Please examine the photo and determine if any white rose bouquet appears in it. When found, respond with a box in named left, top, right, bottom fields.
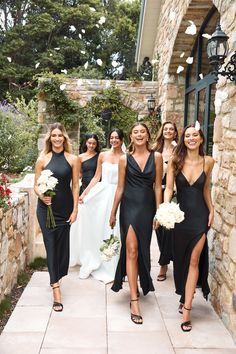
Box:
left=155, top=202, right=184, bottom=229
left=37, top=169, right=58, bottom=228
left=100, top=229, right=120, bottom=262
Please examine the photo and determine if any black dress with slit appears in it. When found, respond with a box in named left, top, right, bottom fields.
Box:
left=156, top=161, right=173, bottom=266
left=37, top=151, right=73, bottom=284
left=174, top=165, right=210, bottom=303
left=111, top=152, right=156, bottom=296
left=80, top=154, right=98, bottom=194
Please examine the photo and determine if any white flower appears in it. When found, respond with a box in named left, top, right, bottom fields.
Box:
left=176, top=65, right=184, bottom=74
left=100, top=234, right=120, bottom=262
left=155, top=202, right=184, bottom=229
left=37, top=170, right=58, bottom=194
left=185, top=20, right=197, bottom=35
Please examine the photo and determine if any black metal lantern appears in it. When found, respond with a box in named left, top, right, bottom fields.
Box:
left=207, top=22, right=236, bottom=84
left=147, top=94, right=156, bottom=113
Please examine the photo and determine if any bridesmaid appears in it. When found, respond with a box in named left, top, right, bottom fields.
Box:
left=79, top=133, right=100, bottom=194
left=164, top=124, right=214, bottom=331
left=110, top=122, right=163, bottom=324
left=153, top=121, right=178, bottom=281
left=34, top=122, right=79, bottom=312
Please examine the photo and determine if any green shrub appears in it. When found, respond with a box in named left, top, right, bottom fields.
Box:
left=29, top=257, right=47, bottom=270
left=0, top=296, right=11, bottom=318
left=17, top=272, right=31, bottom=286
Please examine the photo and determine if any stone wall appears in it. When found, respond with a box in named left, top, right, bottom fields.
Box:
left=152, top=0, right=236, bottom=342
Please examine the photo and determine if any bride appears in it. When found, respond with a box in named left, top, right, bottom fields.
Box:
left=70, top=128, right=124, bottom=283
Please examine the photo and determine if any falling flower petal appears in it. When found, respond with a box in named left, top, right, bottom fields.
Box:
left=105, top=81, right=111, bottom=88
left=84, top=61, right=88, bottom=69
left=81, top=29, right=85, bottom=33
left=89, top=7, right=96, bottom=12
left=169, top=11, right=176, bottom=21
left=69, top=25, right=76, bottom=32
left=35, top=62, right=40, bottom=68
left=98, top=16, right=106, bottom=25
left=194, top=120, right=200, bottom=131
left=80, top=50, right=86, bottom=54
left=61, top=69, right=67, bottom=74
left=176, top=65, right=184, bottom=74
left=60, top=84, right=66, bottom=90
left=97, top=59, right=103, bottom=66
left=111, top=60, right=118, bottom=68
left=171, top=140, right=177, bottom=147
left=202, top=33, right=211, bottom=39
left=79, top=33, right=82, bottom=39
left=151, top=59, right=159, bottom=64
left=64, top=36, right=67, bottom=39
left=77, top=79, right=83, bottom=86
left=7, top=57, right=12, bottom=62
left=8, top=135, right=12, bottom=140
left=49, top=53, right=53, bottom=56
left=54, top=47, right=60, bottom=50
left=199, top=73, right=204, bottom=80
left=186, top=57, right=193, bottom=64
left=185, top=20, right=197, bottom=35
left=180, top=52, right=185, bottom=58
left=95, top=24, right=99, bottom=28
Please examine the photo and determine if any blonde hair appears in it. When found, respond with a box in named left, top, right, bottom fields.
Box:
left=41, top=122, right=72, bottom=156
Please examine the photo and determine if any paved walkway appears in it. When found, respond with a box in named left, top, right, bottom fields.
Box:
left=0, top=237, right=236, bottom=354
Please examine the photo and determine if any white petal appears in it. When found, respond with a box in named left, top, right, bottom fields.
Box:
left=60, top=84, right=66, bottom=91
left=79, top=33, right=82, bottom=39
left=96, top=24, right=99, bottom=28
left=176, top=65, right=184, bottom=74
left=7, top=57, right=12, bottom=62
left=180, top=52, right=185, bottom=58
left=199, top=73, right=204, bottom=80
left=98, top=16, right=106, bottom=25
left=97, top=58, right=103, bottom=66
left=202, top=33, right=211, bottom=39
left=61, top=69, right=67, bottom=74
left=111, top=60, right=118, bottom=67
left=194, top=120, right=200, bottom=131
left=185, top=20, right=197, bottom=35
left=80, top=50, right=86, bottom=54
left=169, top=11, right=176, bottom=21
left=49, top=53, right=53, bottom=56
left=89, top=7, right=96, bottom=11
left=35, top=62, right=40, bottom=68
left=151, top=59, right=159, bottom=64
left=171, top=140, right=177, bottom=147
left=77, top=79, right=83, bottom=86
left=81, top=29, right=85, bottom=33
left=54, top=47, right=60, bottom=50
left=105, top=81, right=111, bottom=88
left=69, top=25, right=76, bottom=32
left=64, top=36, right=67, bottom=39
left=186, top=56, right=193, bottom=64
left=84, top=61, right=88, bottom=69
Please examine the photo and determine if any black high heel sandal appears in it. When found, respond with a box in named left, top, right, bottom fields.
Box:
left=181, top=306, right=192, bottom=332
left=51, top=285, right=63, bottom=312
left=130, top=299, right=143, bottom=325
left=178, top=303, right=184, bottom=314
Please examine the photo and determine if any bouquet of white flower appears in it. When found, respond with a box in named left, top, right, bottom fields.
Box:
left=155, top=202, right=184, bottom=229
left=37, top=169, right=58, bottom=228
left=100, top=230, right=120, bottom=262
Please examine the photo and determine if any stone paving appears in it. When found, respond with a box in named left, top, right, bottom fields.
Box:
left=0, top=236, right=236, bottom=354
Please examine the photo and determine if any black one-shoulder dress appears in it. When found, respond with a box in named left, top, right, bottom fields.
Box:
left=80, top=154, right=98, bottom=194
left=174, top=166, right=210, bottom=303
left=37, top=151, right=73, bottom=284
left=111, top=152, right=156, bottom=295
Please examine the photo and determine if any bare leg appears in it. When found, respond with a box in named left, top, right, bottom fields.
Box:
left=182, top=234, right=206, bottom=330
left=126, top=225, right=141, bottom=319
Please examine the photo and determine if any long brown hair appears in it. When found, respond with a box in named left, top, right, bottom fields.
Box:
left=153, top=121, right=178, bottom=152
left=41, top=122, right=72, bottom=156
left=128, top=122, right=152, bottom=154
left=172, top=124, right=205, bottom=175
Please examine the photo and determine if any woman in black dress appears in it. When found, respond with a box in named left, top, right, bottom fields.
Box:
left=153, top=121, right=178, bottom=281
left=164, top=124, right=214, bottom=331
left=109, top=122, right=163, bottom=324
left=34, top=122, right=79, bottom=312
left=79, top=133, right=100, bottom=194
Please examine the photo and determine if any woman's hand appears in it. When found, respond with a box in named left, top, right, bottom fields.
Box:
left=153, top=217, right=160, bottom=230
left=208, top=209, right=214, bottom=227
left=78, top=193, right=85, bottom=204
left=109, top=214, right=116, bottom=228
left=40, top=195, right=52, bottom=205
left=68, top=210, right=78, bottom=224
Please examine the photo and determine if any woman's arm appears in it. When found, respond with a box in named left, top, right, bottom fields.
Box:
left=34, top=157, right=52, bottom=205
left=203, top=156, right=215, bottom=227
left=68, top=155, right=80, bottom=224
left=79, top=152, right=104, bottom=202
left=164, top=158, right=175, bottom=202
left=153, top=152, right=163, bottom=229
left=109, top=155, right=126, bottom=228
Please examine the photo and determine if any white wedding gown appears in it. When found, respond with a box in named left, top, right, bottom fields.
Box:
left=69, top=162, right=120, bottom=283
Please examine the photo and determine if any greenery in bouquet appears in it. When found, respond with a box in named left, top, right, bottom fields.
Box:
left=100, top=233, right=120, bottom=262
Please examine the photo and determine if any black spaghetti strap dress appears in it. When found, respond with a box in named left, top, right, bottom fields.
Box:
left=111, top=152, right=156, bottom=296
left=174, top=160, right=210, bottom=303
left=156, top=161, right=173, bottom=266
left=37, top=151, right=73, bottom=284
left=80, top=154, right=98, bottom=194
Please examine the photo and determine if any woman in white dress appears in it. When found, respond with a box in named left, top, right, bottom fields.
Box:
left=70, top=128, right=124, bottom=283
